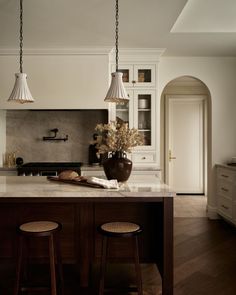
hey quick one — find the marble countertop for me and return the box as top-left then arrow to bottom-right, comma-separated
0,176 -> 174,200
216,163 -> 236,171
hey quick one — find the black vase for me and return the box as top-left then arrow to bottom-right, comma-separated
103,151 -> 132,182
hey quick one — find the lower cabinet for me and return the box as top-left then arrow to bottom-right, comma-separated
216,165 -> 236,226
81,166 -> 161,181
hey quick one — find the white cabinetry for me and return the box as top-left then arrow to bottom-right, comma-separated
111,64 -> 156,88
81,166 -> 161,181
109,49 -> 164,168
216,165 -> 236,225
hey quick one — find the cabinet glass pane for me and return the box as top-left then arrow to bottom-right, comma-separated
138,94 -> 151,146
138,69 -> 151,83
116,101 -> 129,125
118,69 -> 129,83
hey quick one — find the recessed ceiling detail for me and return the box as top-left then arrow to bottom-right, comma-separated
171,0 -> 236,33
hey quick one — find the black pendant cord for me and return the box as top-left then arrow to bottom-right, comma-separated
115,0 -> 119,72
19,0 -> 23,73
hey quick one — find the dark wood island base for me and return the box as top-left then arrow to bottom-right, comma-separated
0,177 -> 174,295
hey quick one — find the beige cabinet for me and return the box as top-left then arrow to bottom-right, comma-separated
216,165 -> 236,225
112,64 -> 156,88
109,49 -> 162,168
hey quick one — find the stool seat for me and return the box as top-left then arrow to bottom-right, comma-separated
19,221 -> 60,233
98,222 -> 142,237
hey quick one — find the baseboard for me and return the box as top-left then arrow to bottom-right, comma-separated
206,205 -> 219,219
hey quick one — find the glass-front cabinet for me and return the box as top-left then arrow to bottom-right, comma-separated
110,48 -> 162,167
133,90 -> 155,149
112,64 -> 156,87
115,89 -> 155,149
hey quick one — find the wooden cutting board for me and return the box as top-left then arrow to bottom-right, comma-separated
47,176 -> 103,188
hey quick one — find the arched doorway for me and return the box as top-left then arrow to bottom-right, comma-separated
160,76 -> 212,196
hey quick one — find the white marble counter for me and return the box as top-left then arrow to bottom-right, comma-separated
0,176 -> 174,199
215,163 -> 236,171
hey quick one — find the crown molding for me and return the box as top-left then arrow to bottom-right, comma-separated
109,48 -> 166,62
0,47 -> 113,56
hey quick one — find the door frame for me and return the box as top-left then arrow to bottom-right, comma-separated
164,94 -> 207,194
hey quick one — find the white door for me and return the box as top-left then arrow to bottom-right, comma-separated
165,95 -> 204,194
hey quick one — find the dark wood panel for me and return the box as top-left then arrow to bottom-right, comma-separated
94,203 -> 160,261
0,204 -> 75,261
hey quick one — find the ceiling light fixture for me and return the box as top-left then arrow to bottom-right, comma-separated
8,0 -> 34,104
104,0 -> 129,104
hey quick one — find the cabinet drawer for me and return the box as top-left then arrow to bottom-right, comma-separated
132,153 -> 155,163
218,196 -> 232,219
217,179 -> 234,199
217,167 -> 236,182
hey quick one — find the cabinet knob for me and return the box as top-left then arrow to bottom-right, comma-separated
142,157 -> 146,160
221,187 -> 229,192
132,80 -> 136,84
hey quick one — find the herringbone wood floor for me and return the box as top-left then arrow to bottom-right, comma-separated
1,197 -> 236,295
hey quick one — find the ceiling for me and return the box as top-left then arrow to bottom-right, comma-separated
0,0 -> 236,56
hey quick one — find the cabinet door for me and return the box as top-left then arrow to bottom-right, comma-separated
133,90 -> 155,149
116,90 -> 133,127
111,64 -> 134,87
133,65 -> 155,87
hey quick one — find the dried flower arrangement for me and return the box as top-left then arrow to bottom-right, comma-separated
95,121 -> 144,154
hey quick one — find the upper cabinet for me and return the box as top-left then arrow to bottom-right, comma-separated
111,64 -> 156,87
109,49 -> 165,167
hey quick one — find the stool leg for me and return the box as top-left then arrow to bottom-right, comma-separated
99,236 -> 108,295
55,233 -> 64,295
49,235 -> 57,295
14,235 -> 24,295
133,236 -> 143,295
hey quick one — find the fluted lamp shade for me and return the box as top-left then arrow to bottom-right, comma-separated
104,72 -> 129,104
8,73 -> 34,104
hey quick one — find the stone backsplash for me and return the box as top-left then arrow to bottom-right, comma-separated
6,110 -> 108,164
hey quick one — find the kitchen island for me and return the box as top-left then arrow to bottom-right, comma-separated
0,176 -> 174,295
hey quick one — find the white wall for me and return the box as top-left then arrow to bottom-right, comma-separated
0,51 -> 110,109
158,57 -> 236,217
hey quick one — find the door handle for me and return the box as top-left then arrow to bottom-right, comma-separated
169,150 -> 176,162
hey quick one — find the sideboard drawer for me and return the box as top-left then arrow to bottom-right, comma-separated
132,153 -> 155,163
217,179 -> 234,199
217,167 -> 236,183
218,196 -> 232,219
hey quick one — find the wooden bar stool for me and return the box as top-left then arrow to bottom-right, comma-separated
98,221 -> 143,295
14,220 -> 64,295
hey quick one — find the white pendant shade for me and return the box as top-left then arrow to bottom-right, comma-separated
104,72 -> 129,104
8,73 -> 34,104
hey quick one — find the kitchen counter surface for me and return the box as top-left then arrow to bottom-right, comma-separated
0,167 -> 17,171
0,176 -> 174,200
216,163 -> 236,171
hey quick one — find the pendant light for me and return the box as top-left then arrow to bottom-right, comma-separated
8,0 -> 34,104
104,0 -> 129,104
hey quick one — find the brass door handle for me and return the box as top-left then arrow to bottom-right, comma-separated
169,150 -> 176,162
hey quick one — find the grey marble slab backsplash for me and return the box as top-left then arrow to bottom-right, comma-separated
6,110 -> 108,164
